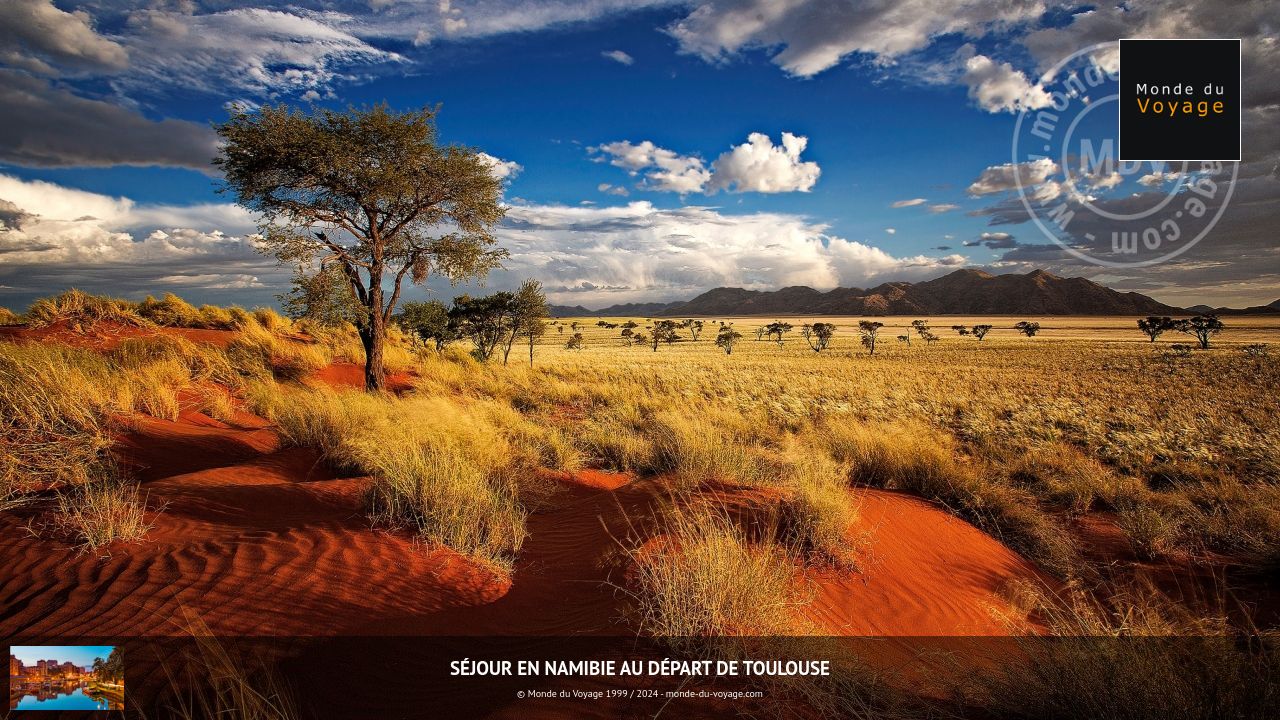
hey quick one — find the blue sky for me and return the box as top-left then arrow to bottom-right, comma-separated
0,1 -> 1277,310
10,645 -> 114,668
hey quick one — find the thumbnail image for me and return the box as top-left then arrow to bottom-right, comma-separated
9,646 -> 124,711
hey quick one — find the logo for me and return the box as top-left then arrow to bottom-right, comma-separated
1011,42 -> 1238,268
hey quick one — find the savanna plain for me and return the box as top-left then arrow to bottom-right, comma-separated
2,291 -> 1278,719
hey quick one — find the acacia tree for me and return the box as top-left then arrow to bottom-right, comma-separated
397,299 -> 454,350
1014,321 -> 1041,337
716,325 -> 742,355
515,280 -> 549,366
449,293 -> 514,361
216,104 -> 507,391
858,320 -> 883,354
764,321 -> 793,346
911,319 -> 930,341
1138,316 -> 1174,342
650,319 -> 680,351
800,322 -> 836,352
972,324 -> 993,341
1176,314 -> 1224,349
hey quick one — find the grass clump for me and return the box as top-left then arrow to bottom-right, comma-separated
51,472 -> 154,554
816,418 -> 1078,577
628,506 -> 809,639
966,580 -> 1279,720
256,386 -> 528,571
0,307 -> 20,325
226,326 -> 328,382
26,289 -> 149,330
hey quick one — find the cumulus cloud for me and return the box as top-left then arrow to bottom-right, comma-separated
960,51 -> 1053,113
0,0 -> 128,75
477,152 -> 523,181
967,158 -> 1059,196
591,140 -> 711,194
709,132 -> 820,193
666,0 -> 1046,78
891,198 -> 927,208
0,70 -> 219,170
978,231 -> 1016,248
601,49 -> 634,65
0,174 -> 274,307
496,200 -> 969,305
597,183 -> 629,196
593,132 -> 819,194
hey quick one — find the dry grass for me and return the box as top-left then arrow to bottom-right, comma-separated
50,473 -> 154,554
0,306 -> 20,326
26,288 -> 151,330
963,579 -> 1280,719
253,385 -> 531,572
626,506 -> 811,639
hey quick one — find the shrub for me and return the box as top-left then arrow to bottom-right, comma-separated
0,307 -> 20,326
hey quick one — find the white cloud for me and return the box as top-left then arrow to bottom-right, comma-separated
0,0 -> 128,75
891,198 -> 927,208
477,152 -> 523,181
594,132 -> 820,195
967,158 -> 1059,196
885,228 -> 896,234
960,52 -> 1053,113
597,183 -> 629,196
601,49 -> 634,65
709,132 -> 820,193
0,175 -> 271,303
496,201 -> 967,305
591,140 -> 711,194
117,7 -> 403,98
666,0 -> 1046,78
928,203 -> 960,213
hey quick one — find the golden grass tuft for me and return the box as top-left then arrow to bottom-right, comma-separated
51,473 -> 154,553
26,289 -> 150,330
625,503 -> 815,641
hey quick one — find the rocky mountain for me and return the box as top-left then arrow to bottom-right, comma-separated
548,300 -> 684,318
550,269 -> 1188,317
1191,298 -> 1280,316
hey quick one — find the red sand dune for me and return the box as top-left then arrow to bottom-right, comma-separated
310,361 -> 416,394
0,320 -> 239,350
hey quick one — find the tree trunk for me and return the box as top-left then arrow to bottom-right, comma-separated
363,283 -> 387,392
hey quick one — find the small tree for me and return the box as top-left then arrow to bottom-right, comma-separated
858,320 -> 883,355
800,322 -> 836,352
565,332 -> 584,350
505,279 -> 548,366
1014,321 -> 1041,337
754,326 -> 766,342
397,299 -> 454,350
1175,314 -> 1224,349
764,321 -> 793,346
688,320 -> 704,341
216,104 -> 506,391
1137,316 -> 1175,342
631,331 -> 649,347
972,324 -> 993,341
449,292 -> 514,361
279,263 -> 363,326
911,319 -> 930,341
650,319 -> 679,351
716,325 -> 743,355
923,331 -> 939,345
952,324 -> 970,336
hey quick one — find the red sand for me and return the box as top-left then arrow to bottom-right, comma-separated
310,361 -> 416,394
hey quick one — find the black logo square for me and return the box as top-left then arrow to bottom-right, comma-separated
1119,38 -> 1240,161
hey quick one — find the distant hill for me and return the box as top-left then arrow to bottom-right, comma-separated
1189,298 -> 1280,316
554,269 -> 1187,317
549,300 -> 684,318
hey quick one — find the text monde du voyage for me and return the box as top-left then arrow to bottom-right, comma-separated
1133,82 -> 1228,118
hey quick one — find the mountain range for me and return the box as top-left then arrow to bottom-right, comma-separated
549,269 -> 1243,317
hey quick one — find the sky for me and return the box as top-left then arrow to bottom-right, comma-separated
0,1 -> 1277,310
10,645 -> 114,668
